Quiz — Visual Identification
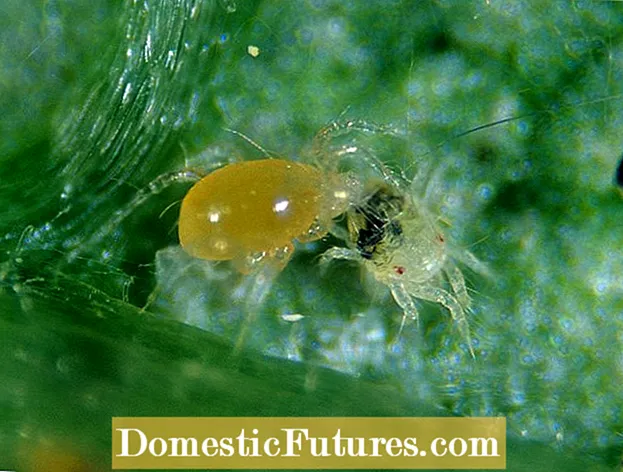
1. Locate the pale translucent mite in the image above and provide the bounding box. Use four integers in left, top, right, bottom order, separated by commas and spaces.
320, 176, 476, 357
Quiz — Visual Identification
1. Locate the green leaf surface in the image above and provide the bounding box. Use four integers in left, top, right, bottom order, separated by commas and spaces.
2, 0, 623, 470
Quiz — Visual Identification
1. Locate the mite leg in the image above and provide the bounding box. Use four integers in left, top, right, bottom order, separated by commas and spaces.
231, 243, 294, 276
74, 169, 204, 258
297, 218, 329, 243
388, 280, 420, 335
326, 223, 352, 243
116, 170, 203, 219
233, 244, 293, 354
410, 285, 475, 358
311, 119, 400, 183
453, 247, 493, 278
312, 119, 398, 159
318, 247, 361, 275
445, 262, 471, 310
78, 155, 234, 257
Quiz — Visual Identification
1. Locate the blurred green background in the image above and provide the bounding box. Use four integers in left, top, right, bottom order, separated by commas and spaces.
2, 0, 623, 470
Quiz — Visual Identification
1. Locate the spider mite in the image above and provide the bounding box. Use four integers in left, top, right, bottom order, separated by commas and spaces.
321, 176, 477, 358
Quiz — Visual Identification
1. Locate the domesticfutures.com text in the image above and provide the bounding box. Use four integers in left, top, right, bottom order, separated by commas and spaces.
116, 427, 500, 459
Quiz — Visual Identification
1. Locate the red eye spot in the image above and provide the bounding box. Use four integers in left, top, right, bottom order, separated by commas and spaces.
394, 266, 406, 275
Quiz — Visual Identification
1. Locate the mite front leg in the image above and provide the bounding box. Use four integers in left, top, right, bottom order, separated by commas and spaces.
326, 223, 352, 243
310, 119, 400, 182
318, 247, 361, 275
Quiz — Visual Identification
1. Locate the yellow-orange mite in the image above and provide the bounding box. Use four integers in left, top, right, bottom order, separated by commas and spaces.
178, 159, 352, 271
